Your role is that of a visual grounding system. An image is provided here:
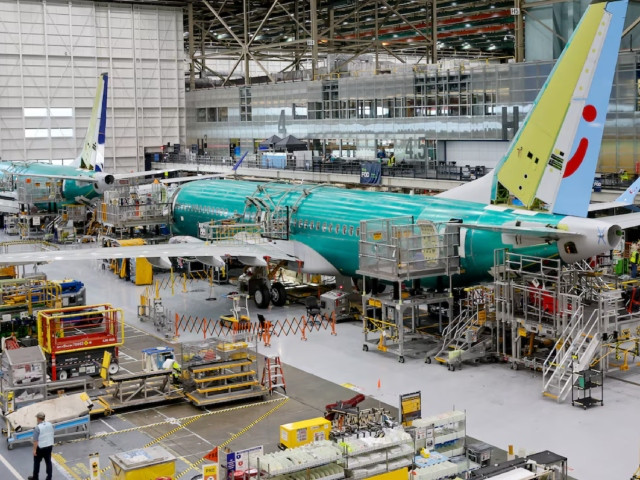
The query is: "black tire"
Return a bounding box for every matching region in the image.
[270,282,287,307]
[398,356,405,364]
[363,344,369,352]
[254,284,271,309]
[425,357,431,364]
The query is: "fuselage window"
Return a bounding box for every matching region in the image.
[335,224,340,234]
[322,222,327,232]
[349,226,354,236]
[298,219,303,228]
[342,225,347,235]
[356,227,360,237]
[309,221,315,230]
[304,220,308,229]
[328,223,333,233]
[316,221,321,231]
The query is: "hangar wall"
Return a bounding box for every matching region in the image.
[0,0,185,172]
[187,52,640,173]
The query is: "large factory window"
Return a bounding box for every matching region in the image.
[240,87,252,121]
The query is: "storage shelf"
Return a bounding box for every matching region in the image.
[341,438,412,456]
[345,448,413,469]
[265,457,341,475]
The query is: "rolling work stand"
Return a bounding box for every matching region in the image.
[571,366,603,410]
[357,216,460,363]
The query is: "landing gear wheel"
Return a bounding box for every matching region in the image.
[425,357,431,364]
[450,364,456,371]
[270,282,287,307]
[254,285,271,309]
[398,356,405,364]
[363,344,369,352]
[108,362,120,375]
[58,370,68,380]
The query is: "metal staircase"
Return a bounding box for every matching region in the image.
[542,306,601,403]
[430,306,492,368]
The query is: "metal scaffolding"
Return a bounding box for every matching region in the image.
[358,216,460,362]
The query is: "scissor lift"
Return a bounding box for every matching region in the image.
[37,303,124,381]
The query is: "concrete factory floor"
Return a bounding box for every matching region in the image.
[0,254,635,479]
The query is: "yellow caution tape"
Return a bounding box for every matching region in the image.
[79,397,287,480]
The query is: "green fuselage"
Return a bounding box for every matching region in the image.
[172,179,562,285]
[0,162,98,208]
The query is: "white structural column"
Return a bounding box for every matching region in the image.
[0,0,185,172]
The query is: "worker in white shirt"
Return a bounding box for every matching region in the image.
[29,411,54,480]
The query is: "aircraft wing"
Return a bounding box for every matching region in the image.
[0,241,297,266]
[588,200,628,212]
[113,168,184,180]
[159,172,228,184]
[460,222,581,241]
[596,212,640,230]
[8,169,185,183]
[9,172,91,182]
[589,176,640,212]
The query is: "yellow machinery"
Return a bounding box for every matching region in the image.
[105,238,153,285]
[110,446,175,480]
[279,417,331,449]
[366,467,408,480]
[220,293,251,328]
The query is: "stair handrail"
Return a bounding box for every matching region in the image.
[542,303,584,390]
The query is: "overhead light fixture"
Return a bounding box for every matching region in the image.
[452,1,457,5]
[458,11,463,14]
[488,44,496,50]
[463,43,471,49]
[393,34,399,38]
[490,4,495,8]
[465,23,471,27]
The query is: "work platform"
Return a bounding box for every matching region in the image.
[180,335,267,407]
[358,216,460,362]
[102,370,184,409]
[94,183,172,237]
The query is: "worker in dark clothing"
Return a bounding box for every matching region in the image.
[29,411,54,480]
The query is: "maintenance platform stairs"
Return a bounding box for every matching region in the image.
[541,305,601,403]
[427,308,495,371]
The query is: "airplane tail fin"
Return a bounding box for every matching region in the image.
[614,175,640,204]
[439,0,629,214]
[73,72,108,171]
[492,0,628,216]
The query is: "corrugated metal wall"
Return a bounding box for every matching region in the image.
[0,0,185,172]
